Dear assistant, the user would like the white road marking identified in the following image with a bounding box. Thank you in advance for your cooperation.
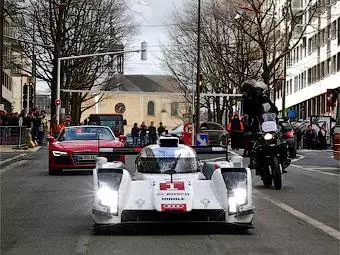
[259,193,340,241]
[0,160,28,175]
[291,164,339,176]
[308,167,340,170]
[0,153,27,167]
[291,154,305,163]
[75,235,90,255]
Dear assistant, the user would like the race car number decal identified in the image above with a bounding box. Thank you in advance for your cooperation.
[161,204,187,212]
[159,181,185,191]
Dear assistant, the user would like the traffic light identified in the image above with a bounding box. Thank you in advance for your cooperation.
[29,85,34,110]
[23,83,34,110]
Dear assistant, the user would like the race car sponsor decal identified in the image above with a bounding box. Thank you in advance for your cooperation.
[159,181,185,191]
[161,204,187,212]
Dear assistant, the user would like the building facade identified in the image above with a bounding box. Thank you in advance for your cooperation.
[275,0,340,119]
[2,11,29,113]
[82,75,189,131]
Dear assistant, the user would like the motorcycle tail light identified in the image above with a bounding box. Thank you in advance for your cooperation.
[283,130,294,138]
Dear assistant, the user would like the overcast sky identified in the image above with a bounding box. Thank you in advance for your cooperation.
[123,0,183,75]
[37,0,182,92]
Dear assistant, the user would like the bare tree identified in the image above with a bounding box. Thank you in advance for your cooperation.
[15,0,136,122]
[162,0,262,123]
[231,0,316,94]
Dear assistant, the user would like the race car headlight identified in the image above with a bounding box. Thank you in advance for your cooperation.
[52,151,68,156]
[264,133,273,141]
[228,188,247,214]
[97,187,118,215]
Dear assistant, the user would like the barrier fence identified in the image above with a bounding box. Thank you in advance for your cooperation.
[0,126,28,146]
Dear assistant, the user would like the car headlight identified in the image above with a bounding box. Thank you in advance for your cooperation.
[52,151,68,156]
[264,133,273,140]
[97,186,118,215]
[228,187,247,214]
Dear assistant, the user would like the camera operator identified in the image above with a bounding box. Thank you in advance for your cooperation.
[240,80,290,171]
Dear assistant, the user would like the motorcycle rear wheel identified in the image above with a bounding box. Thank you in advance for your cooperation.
[271,157,282,190]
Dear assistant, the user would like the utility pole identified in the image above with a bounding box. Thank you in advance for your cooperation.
[0,0,4,105]
[195,0,202,135]
[32,10,37,108]
[282,3,288,117]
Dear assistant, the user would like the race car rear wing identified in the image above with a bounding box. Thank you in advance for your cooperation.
[99,145,229,159]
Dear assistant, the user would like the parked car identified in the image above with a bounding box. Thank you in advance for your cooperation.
[279,118,297,158]
[169,122,228,146]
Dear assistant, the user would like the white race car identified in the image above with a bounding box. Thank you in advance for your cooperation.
[92,137,254,233]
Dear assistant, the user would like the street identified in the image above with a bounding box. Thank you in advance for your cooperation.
[0,148,339,255]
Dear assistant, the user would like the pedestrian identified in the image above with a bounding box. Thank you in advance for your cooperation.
[140,121,147,146]
[50,115,59,138]
[317,124,327,150]
[158,122,166,136]
[227,112,244,150]
[131,123,140,147]
[241,114,251,157]
[148,121,157,144]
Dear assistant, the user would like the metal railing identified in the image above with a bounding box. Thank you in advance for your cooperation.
[0,126,28,146]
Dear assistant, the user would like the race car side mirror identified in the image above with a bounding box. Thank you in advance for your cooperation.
[47,136,55,143]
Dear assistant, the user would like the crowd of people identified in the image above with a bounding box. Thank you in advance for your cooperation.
[0,108,48,146]
[130,121,166,146]
[226,111,331,153]
[0,107,333,151]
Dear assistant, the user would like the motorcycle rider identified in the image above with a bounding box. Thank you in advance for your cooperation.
[240,79,290,171]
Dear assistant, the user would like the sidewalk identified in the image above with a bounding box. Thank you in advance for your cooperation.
[295,149,339,168]
[0,145,42,153]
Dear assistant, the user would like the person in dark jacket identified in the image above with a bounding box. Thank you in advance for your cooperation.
[158,122,166,136]
[227,112,244,150]
[148,121,157,144]
[131,123,140,147]
[140,121,147,146]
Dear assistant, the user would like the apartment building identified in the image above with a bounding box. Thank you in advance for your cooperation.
[1,10,29,113]
[275,0,340,119]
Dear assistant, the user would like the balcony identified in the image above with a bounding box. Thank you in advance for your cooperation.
[293,25,304,39]
[292,0,304,14]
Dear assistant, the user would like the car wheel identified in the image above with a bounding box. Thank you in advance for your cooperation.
[271,157,282,190]
[48,166,61,175]
[289,148,297,158]
[219,136,227,147]
[262,177,272,187]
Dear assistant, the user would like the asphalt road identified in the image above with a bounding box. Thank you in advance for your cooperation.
[1,148,339,255]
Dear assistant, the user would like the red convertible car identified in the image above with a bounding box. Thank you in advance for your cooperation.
[48,125,125,175]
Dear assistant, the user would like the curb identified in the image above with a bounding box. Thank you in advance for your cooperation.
[0,153,28,169]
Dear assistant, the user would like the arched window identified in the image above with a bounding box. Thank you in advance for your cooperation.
[171,102,178,116]
[147,101,155,116]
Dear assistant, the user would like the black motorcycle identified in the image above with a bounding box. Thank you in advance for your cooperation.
[251,113,290,190]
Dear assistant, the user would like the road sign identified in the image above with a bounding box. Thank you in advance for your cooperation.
[288,110,297,118]
[65,115,72,122]
[195,133,209,146]
[55,99,61,106]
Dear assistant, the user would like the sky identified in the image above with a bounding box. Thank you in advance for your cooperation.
[37,0,183,92]
[123,0,183,75]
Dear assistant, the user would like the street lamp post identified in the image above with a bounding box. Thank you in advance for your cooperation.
[195,0,202,136]
[0,0,4,105]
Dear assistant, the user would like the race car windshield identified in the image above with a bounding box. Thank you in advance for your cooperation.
[58,127,115,141]
[136,157,198,174]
